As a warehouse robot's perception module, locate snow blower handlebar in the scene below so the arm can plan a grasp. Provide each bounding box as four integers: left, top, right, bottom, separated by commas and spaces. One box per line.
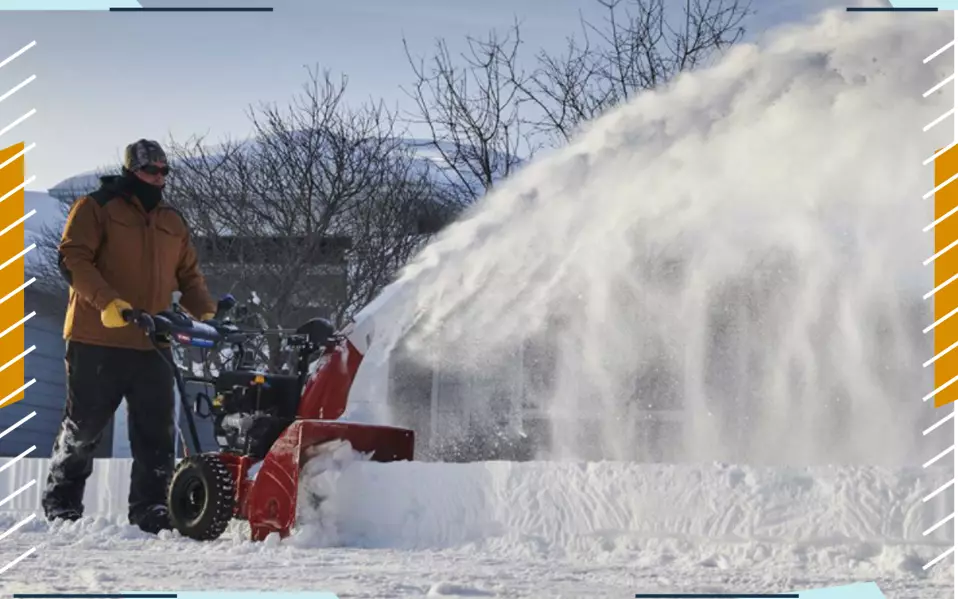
120, 295, 249, 348
119, 306, 205, 456
119, 295, 247, 457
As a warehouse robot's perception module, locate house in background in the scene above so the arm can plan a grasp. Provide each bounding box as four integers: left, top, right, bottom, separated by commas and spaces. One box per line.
0, 191, 101, 459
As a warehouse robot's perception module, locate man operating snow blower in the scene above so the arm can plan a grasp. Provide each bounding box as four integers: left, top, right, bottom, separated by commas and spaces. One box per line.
41, 139, 218, 534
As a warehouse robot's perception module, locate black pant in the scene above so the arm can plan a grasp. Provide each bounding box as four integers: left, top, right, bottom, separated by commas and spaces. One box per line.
42, 341, 176, 521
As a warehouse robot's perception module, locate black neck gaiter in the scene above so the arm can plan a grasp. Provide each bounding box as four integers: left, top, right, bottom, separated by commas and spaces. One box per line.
124, 174, 164, 213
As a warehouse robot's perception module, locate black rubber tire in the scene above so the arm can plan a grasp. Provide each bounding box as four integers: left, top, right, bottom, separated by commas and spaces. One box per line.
167, 453, 235, 541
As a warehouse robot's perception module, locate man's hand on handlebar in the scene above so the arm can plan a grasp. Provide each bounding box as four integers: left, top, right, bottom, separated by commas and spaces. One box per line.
102, 299, 134, 329
121, 308, 156, 333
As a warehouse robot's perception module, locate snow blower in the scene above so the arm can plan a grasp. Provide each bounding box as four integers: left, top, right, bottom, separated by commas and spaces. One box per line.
122, 295, 414, 542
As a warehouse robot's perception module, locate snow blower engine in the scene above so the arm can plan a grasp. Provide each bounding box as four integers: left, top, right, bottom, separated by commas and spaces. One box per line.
122, 295, 414, 542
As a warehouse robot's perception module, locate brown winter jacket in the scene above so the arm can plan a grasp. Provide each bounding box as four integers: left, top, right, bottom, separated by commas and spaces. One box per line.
58, 175, 217, 351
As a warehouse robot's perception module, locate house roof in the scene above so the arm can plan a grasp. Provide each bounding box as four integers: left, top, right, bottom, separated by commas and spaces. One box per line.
195, 233, 352, 264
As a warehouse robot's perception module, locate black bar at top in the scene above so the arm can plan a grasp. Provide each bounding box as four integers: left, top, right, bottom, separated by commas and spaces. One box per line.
846, 6, 938, 10
634, 595, 801, 598
13, 595, 177, 598
110, 7, 273, 11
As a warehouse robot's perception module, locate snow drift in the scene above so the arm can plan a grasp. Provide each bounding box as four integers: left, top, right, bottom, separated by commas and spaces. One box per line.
2, 457, 952, 554
2, 455, 951, 594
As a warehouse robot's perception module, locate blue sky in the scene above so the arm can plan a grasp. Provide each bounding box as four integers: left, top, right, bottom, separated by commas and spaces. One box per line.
0, 0, 843, 191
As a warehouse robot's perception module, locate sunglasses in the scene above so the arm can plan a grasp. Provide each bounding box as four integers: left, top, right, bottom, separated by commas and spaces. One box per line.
140, 164, 171, 176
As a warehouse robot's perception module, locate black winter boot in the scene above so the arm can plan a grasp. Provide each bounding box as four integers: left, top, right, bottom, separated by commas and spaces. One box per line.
45, 506, 82, 522
131, 504, 172, 534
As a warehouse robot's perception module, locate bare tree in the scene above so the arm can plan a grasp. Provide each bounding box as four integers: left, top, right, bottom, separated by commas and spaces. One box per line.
26, 69, 451, 374
28, 168, 118, 295
510, 0, 752, 144
403, 28, 531, 206
399, 0, 749, 204
163, 67, 447, 370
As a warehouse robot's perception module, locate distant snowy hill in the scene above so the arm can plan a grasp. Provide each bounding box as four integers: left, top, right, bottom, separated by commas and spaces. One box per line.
24, 190, 64, 235
23, 190, 65, 271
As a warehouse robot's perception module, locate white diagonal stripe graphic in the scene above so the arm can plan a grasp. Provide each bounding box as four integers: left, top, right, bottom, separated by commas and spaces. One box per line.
926, 108, 954, 132
924, 373, 958, 402
0, 244, 36, 272
925, 410, 955, 435
0, 378, 36, 408
1, 278, 36, 305
925, 478, 955, 503
924, 512, 955, 536
924, 171, 958, 199
0, 480, 35, 508
0, 445, 34, 474
0, 142, 36, 172
924, 272, 958, 300
921, 71, 958, 98
925, 237, 958, 266
0, 547, 36, 576
924, 203, 958, 232
0, 410, 34, 440
0, 176, 35, 205
0, 38, 39, 581
0, 311, 35, 339
925, 339, 958, 367
0, 109, 36, 140
922, 20, 958, 578
0, 40, 36, 71
925, 445, 954, 469
0, 210, 36, 239
0, 514, 35, 543
0, 75, 35, 106
926, 39, 954, 64
926, 141, 958, 166
0, 345, 36, 375
925, 546, 954, 570
926, 306, 958, 333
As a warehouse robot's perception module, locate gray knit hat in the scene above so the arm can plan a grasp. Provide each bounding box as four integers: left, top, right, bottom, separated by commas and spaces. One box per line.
124, 139, 167, 171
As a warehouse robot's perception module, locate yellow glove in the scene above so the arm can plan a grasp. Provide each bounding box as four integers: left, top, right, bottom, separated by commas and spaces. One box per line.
200, 312, 216, 321
101, 299, 133, 328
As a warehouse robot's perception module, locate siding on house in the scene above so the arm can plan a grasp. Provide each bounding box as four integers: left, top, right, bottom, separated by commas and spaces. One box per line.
0, 288, 115, 458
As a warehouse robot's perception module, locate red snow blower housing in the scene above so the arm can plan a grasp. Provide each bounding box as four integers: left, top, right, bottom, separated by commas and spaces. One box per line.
122, 295, 414, 542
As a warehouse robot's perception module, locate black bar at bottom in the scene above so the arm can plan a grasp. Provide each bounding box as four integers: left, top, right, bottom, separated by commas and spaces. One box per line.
13, 595, 177, 598
846, 6, 938, 10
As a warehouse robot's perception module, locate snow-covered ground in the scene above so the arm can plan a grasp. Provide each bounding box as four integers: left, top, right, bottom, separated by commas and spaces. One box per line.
1, 455, 952, 598
4, 6, 956, 599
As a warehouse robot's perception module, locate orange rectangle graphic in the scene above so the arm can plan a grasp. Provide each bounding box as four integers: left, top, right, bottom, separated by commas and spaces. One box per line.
0, 142, 28, 409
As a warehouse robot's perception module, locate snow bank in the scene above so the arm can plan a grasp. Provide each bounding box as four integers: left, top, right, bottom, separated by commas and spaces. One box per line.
311, 460, 954, 554
3, 457, 951, 556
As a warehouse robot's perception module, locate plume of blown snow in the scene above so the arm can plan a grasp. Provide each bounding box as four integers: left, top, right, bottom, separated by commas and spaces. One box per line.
352, 7, 948, 467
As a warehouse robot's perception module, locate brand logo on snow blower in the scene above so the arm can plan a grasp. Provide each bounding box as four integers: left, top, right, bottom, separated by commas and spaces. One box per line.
175, 333, 215, 348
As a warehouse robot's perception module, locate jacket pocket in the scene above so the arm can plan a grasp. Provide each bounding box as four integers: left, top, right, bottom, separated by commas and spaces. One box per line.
101, 210, 145, 290
154, 219, 185, 297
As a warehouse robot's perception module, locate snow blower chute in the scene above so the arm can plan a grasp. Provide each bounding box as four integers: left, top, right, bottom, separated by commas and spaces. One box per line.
122, 295, 414, 542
